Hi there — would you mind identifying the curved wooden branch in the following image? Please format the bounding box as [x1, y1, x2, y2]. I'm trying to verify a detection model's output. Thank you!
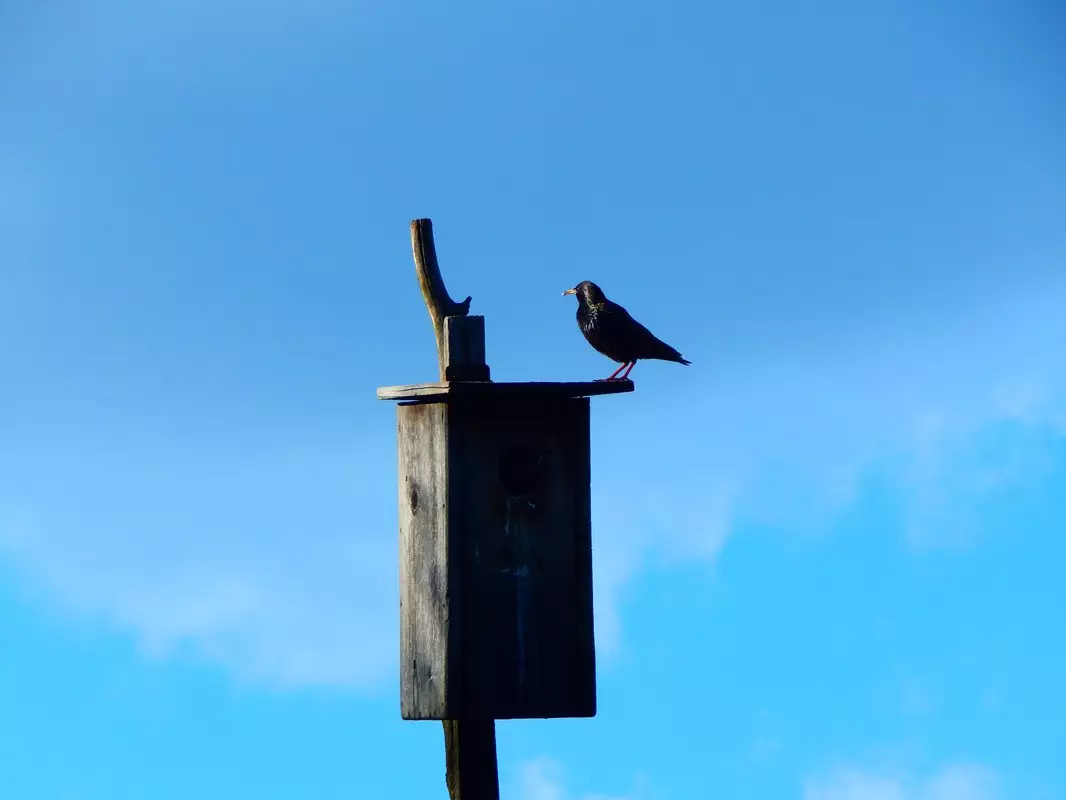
[411, 218, 472, 380]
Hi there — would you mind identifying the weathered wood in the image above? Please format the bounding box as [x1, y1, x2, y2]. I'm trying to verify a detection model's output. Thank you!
[408, 217, 500, 800]
[411, 218, 472, 381]
[444, 719, 499, 800]
[397, 396, 597, 720]
[377, 380, 634, 402]
[444, 315, 491, 382]
[398, 402, 459, 719]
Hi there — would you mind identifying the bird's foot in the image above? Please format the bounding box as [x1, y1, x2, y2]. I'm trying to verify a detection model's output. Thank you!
[597, 362, 633, 382]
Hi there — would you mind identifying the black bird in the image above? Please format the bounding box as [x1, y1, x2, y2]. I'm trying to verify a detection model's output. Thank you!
[563, 280, 690, 381]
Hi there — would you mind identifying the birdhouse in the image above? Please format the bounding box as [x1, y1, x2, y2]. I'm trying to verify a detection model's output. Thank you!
[379, 319, 632, 720]
[377, 221, 633, 725]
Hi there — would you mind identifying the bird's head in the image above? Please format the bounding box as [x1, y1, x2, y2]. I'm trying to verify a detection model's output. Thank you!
[562, 280, 607, 306]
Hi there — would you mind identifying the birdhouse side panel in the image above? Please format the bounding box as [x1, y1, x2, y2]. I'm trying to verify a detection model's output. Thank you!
[449, 397, 596, 719]
[398, 402, 460, 720]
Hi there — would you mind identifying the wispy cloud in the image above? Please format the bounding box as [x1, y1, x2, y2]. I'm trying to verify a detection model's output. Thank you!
[0, 441, 397, 689]
[590, 480, 733, 657]
[514, 757, 646, 800]
[583, 275, 1066, 654]
[804, 762, 1001, 800]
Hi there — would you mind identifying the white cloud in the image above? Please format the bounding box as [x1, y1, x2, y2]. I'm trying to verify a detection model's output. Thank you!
[515, 757, 643, 800]
[0, 442, 397, 690]
[649, 276, 1064, 535]
[591, 480, 733, 657]
[804, 763, 1001, 800]
[579, 275, 1066, 655]
[518, 759, 568, 800]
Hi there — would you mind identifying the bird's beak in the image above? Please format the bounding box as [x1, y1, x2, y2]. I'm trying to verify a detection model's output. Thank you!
[562, 287, 577, 296]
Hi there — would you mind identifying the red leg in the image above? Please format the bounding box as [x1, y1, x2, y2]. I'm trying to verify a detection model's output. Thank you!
[595, 362, 630, 382]
[619, 361, 636, 380]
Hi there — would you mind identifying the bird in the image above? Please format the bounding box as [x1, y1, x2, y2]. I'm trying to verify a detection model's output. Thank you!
[562, 280, 690, 381]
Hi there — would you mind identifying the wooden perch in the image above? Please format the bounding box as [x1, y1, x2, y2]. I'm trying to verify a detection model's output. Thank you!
[410, 218, 477, 382]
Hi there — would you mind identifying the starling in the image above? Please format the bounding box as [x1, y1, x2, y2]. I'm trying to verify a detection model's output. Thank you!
[563, 280, 691, 381]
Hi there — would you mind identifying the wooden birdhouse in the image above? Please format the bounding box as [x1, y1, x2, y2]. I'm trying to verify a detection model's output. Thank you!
[380, 361, 636, 720]
[376, 219, 632, 798]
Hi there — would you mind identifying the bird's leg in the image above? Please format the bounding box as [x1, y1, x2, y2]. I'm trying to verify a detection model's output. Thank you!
[619, 361, 637, 380]
[595, 362, 630, 382]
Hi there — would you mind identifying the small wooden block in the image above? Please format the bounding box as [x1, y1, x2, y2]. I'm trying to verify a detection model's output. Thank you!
[443, 316, 490, 382]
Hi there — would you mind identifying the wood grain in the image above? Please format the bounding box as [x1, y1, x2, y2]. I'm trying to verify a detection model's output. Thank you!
[398, 402, 459, 719]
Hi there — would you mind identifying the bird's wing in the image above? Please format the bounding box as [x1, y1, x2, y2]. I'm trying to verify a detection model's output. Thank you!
[600, 301, 644, 338]
[601, 302, 656, 349]
[604, 301, 687, 362]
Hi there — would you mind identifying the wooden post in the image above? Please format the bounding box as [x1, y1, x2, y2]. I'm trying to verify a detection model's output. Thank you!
[381, 218, 632, 800]
[444, 719, 499, 800]
[410, 218, 499, 800]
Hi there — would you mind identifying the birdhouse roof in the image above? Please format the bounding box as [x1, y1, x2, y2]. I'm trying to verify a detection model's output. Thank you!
[376, 380, 634, 403]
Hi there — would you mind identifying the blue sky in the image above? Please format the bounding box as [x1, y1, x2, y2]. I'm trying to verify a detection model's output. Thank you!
[2, 1, 1065, 798]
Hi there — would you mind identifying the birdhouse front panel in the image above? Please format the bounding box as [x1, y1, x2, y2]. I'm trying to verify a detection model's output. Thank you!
[396, 393, 597, 720]
[450, 396, 596, 720]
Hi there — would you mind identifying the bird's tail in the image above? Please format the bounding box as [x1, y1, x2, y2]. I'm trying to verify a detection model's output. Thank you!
[657, 341, 690, 365]
[645, 335, 690, 365]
